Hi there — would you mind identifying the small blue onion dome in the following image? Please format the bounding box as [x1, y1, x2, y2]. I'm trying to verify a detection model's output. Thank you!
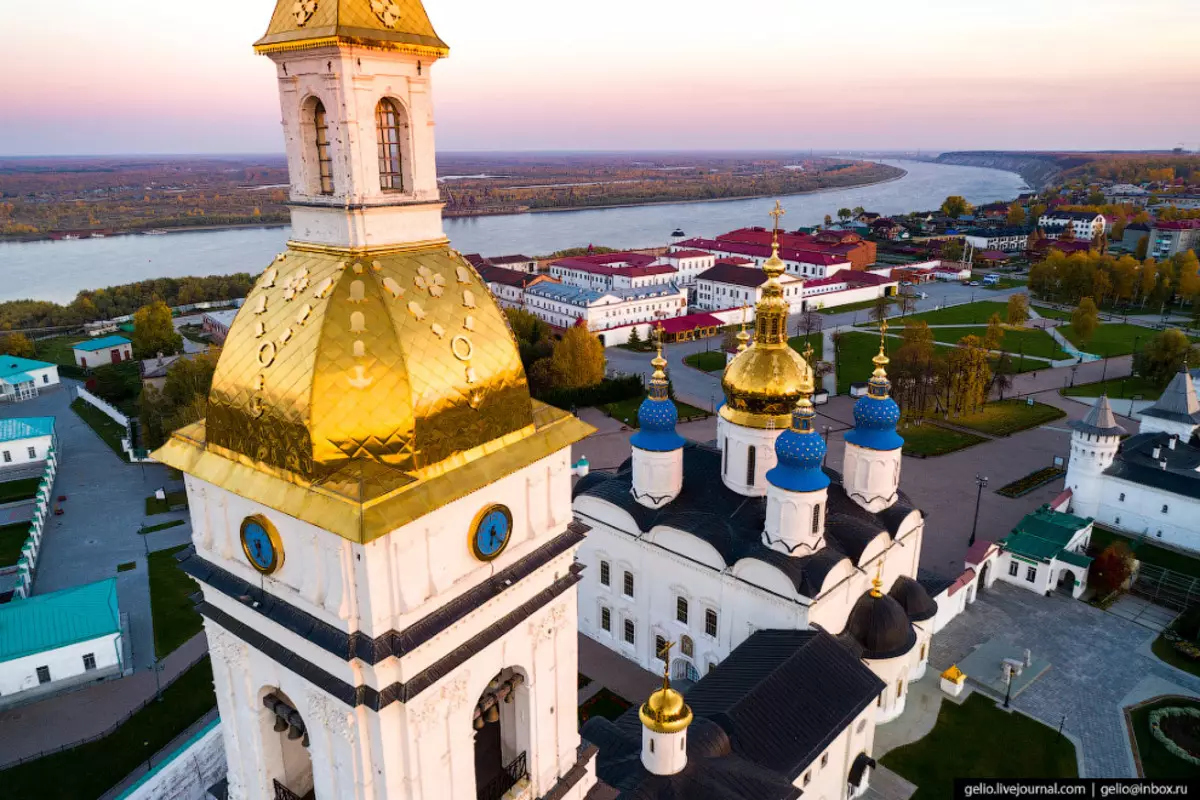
[767, 426, 830, 492]
[845, 328, 904, 452]
[631, 397, 686, 451]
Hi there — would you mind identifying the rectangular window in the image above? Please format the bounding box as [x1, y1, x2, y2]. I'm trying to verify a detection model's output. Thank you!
[2, 451, 9, 463]
[705, 609, 718, 638]
[599, 560, 610, 587]
[36, 666, 51, 684]
[624, 619, 635, 645]
[600, 607, 611, 632]
[82, 653, 96, 671]
[655, 635, 667, 660]
[27, 447, 36, 459]
[1008, 561, 1018, 577]
[1026, 566, 1037, 583]
[623, 571, 634, 598]
[676, 596, 688, 624]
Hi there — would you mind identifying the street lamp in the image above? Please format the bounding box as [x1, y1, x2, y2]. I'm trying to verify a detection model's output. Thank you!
[968, 474, 988, 547]
[1003, 663, 1014, 709]
[822, 426, 832, 466]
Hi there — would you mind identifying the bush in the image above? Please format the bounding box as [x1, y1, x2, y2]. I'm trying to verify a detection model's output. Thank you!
[1092, 542, 1134, 596]
[537, 374, 643, 410]
[1175, 608, 1200, 642]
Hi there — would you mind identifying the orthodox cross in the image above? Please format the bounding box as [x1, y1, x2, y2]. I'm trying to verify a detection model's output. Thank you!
[769, 200, 786, 245]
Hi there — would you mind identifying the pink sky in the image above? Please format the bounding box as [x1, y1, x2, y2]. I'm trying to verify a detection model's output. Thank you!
[3, 0, 1198, 155]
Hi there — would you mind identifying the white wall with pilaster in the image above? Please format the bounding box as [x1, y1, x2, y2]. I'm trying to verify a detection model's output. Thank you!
[717, 416, 780, 497]
[842, 443, 901, 512]
[631, 446, 683, 508]
[764, 485, 828, 557]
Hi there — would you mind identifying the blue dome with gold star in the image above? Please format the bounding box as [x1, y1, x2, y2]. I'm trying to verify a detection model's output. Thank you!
[846, 394, 903, 451]
[767, 427, 830, 492]
[631, 397, 686, 452]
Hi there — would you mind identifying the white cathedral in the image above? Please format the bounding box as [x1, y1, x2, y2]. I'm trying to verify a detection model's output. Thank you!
[146, 2, 971, 799]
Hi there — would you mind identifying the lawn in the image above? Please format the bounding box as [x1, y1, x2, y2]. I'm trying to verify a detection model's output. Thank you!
[140, 519, 186, 535]
[925, 326, 1069, 361]
[683, 351, 727, 372]
[1031, 305, 1075, 322]
[787, 335, 825, 363]
[33, 334, 85, 367]
[882, 692, 1078, 799]
[899, 424, 987, 457]
[145, 491, 188, 516]
[0, 477, 42, 504]
[71, 398, 129, 461]
[1059, 323, 1159, 357]
[601, 395, 710, 427]
[578, 688, 632, 726]
[0, 522, 30, 567]
[861, 300, 1012, 327]
[1127, 697, 1200, 779]
[0, 658, 216, 800]
[943, 400, 1065, 437]
[1089, 526, 1200, 580]
[1062, 375, 1164, 401]
[815, 297, 880, 316]
[1150, 636, 1200, 679]
[832, 333, 956, 394]
[148, 543, 203, 658]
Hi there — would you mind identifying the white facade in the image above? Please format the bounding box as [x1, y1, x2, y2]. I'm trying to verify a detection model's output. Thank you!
[716, 415, 780, 496]
[963, 229, 1030, 252]
[842, 442, 902, 513]
[0, 633, 122, 703]
[660, 251, 716, 285]
[0, 432, 53, 468]
[1037, 212, 1105, 241]
[694, 272, 805, 313]
[72, 340, 133, 368]
[549, 263, 678, 292]
[631, 446, 684, 509]
[0, 361, 60, 403]
[524, 284, 687, 332]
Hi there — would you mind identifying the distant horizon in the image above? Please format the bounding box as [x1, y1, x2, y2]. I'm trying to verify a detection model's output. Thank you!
[4, 0, 1198, 156]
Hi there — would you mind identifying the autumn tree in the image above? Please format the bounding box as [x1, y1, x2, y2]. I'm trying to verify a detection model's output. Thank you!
[1134, 328, 1198, 388]
[139, 351, 219, 447]
[796, 310, 823, 339]
[984, 313, 1005, 351]
[550, 325, 605, 390]
[1092, 269, 1113, 309]
[1071, 297, 1100, 344]
[852, 206, 865, 218]
[991, 353, 1015, 401]
[949, 335, 992, 414]
[869, 294, 892, 324]
[823, 214, 833, 227]
[941, 239, 964, 262]
[131, 300, 183, 359]
[894, 292, 918, 317]
[1006, 293, 1030, 325]
[1091, 542, 1134, 596]
[1139, 259, 1158, 305]
[941, 195, 970, 219]
[1135, 235, 1149, 260]
[1174, 250, 1200, 304]
[0, 332, 35, 359]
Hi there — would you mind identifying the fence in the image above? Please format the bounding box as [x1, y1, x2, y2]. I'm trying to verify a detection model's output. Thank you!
[74, 387, 154, 463]
[1130, 562, 1200, 612]
[11, 451, 59, 601]
[0, 650, 212, 770]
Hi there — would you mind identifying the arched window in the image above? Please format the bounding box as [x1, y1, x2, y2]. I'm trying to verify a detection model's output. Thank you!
[680, 635, 694, 658]
[746, 446, 756, 487]
[314, 100, 333, 195]
[811, 503, 821, 534]
[376, 99, 405, 191]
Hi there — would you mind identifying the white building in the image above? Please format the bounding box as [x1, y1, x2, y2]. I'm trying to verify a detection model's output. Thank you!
[477, 266, 559, 311]
[0, 578, 125, 709]
[659, 249, 716, 286]
[488, 254, 539, 274]
[202, 309, 240, 344]
[962, 227, 1030, 253]
[549, 254, 679, 292]
[0, 417, 55, 471]
[524, 282, 687, 333]
[673, 237, 853, 280]
[1148, 220, 1200, 259]
[0, 356, 60, 403]
[993, 507, 1092, 599]
[71, 335, 134, 368]
[694, 260, 805, 312]
[1065, 383, 1200, 553]
[1037, 211, 1105, 241]
[1103, 184, 1150, 206]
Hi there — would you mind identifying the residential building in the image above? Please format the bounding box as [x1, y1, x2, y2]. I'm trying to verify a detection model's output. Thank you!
[694, 260, 804, 312]
[1148, 219, 1200, 259]
[869, 217, 907, 240]
[524, 282, 686, 335]
[1037, 211, 1105, 241]
[962, 227, 1030, 253]
[549, 252, 678, 291]
[486, 254, 538, 274]
[1102, 184, 1150, 206]
[202, 310, 239, 344]
[1152, 195, 1200, 211]
[0, 417, 55, 472]
[71, 335, 133, 368]
[673, 236, 852, 280]
[478, 266, 558, 311]
[659, 249, 716, 285]
[0, 578, 125, 709]
[0, 356, 60, 403]
[977, 202, 1010, 219]
[711, 226, 877, 271]
[140, 353, 189, 391]
[994, 507, 1092, 599]
[1121, 222, 1151, 251]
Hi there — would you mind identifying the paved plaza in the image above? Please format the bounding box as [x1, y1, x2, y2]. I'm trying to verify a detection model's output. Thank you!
[929, 582, 1200, 777]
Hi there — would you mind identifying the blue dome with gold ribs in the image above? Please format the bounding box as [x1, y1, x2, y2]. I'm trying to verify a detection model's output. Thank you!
[630, 334, 686, 452]
[845, 325, 904, 452]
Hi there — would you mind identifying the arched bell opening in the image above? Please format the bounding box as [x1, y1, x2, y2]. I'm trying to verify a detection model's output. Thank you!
[472, 667, 531, 800]
[259, 688, 314, 800]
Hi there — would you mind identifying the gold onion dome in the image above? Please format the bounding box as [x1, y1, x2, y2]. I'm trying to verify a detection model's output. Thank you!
[721, 202, 812, 429]
[640, 644, 693, 734]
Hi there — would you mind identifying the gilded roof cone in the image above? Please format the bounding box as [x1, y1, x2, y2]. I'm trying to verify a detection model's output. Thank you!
[639, 641, 693, 734]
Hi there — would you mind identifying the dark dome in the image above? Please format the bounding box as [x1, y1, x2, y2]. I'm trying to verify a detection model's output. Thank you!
[888, 575, 938, 622]
[843, 589, 916, 660]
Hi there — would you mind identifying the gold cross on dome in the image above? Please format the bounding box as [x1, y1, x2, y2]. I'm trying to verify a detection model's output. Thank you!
[768, 200, 786, 233]
[657, 639, 675, 661]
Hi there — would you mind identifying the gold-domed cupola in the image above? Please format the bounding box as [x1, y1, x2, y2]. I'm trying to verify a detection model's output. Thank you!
[720, 201, 812, 429]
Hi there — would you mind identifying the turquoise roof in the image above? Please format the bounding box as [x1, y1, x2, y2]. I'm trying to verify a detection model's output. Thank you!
[1001, 506, 1092, 563]
[0, 578, 121, 663]
[0, 356, 55, 382]
[1056, 550, 1093, 569]
[72, 335, 131, 352]
[0, 417, 55, 444]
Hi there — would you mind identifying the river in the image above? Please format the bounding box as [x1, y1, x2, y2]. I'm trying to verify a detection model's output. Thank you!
[0, 159, 1026, 304]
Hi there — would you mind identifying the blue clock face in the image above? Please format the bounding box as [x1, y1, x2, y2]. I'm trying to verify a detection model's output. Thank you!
[241, 517, 281, 574]
[472, 506, 512, 561]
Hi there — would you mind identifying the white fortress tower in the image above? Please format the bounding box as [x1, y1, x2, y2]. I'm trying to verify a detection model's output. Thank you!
[843, 328, 904, 513]
[154, 3, 598, 799]
[1064, 395, 1126, 519]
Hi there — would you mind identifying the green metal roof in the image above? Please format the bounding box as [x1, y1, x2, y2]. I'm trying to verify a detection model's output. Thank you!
[72, 335, 131, 352]
[0, 356, 55, 382]
[999, 531, 1064, 562]
[1056, 550, 1093, 569]
[0, 417, 55, 444]
[1000, 507, 1092, 563]
[0, 578, 121, 663]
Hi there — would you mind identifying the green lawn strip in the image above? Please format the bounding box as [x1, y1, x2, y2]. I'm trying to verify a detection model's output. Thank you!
[940, 400, 1065, 437]
[881, 693, 1077, 799]
[1150, 637, 1200, 680]
[1127, 697, 1200, 779]
[1059, 323, 1163, 357]
[815, 297, 880, 315]
[0, 521, 30, 566]
[0, 477, 42, 504]
[601, 395, 709, 428]
[70, 398, 130, 461]
[1031, 305, 1074, 322]
[0, 658, 216, 800]
[996, 467, 1067, 498]
[683, 351, 727, 372]
[1062, 375, 1164, 401]
[833, 333, 956, 394]
[860, 300, 1012, 327]
[145, 491, 188, 516]
[140, 519, 186, 535]
[1089, 526, 1200, 579]
[33, 334, 87, 367]
[923, 326, 1069, 361]
[148, 543, 203, 659]
[578, 687, 632, 726]
[786, 335, 825, 363]
[899, 424, 987, 457]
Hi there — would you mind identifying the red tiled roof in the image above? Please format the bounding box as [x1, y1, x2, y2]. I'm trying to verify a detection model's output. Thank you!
[1154, 219, 1200, 231]
[489, 254, 533, 264]
[947, 569, 976, 597]
[658, 312, 725, 334]
[479, 266, 555, 288]
[1050, 488, 1073, 511]
[552, 252, 659, 269]
[551, 258, 677, 278]
[979, 249, 1011, 260]
[965, 539, 998, 567]
[665, 249, 715, 259]
[677, 237, 846, 266]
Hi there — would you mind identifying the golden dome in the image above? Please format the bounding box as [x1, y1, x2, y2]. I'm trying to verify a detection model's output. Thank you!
[720, 205, 812, 429]
[639, 686, 693, 734]
[204, 244, 535, 481]
[254, 0, 449, 56]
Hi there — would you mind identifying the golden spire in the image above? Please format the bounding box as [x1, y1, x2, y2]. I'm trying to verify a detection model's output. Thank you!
[736, 305, 751, 353]
[649, 323, 669, 401]
[639, 640, 693, 734]
[868, 319, 891, 397]
[870, 560, 884, 597]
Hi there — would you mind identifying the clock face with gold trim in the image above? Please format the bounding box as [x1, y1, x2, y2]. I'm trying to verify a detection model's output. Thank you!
[470, 505, 512, 561]
[241, 515, 283, 574]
